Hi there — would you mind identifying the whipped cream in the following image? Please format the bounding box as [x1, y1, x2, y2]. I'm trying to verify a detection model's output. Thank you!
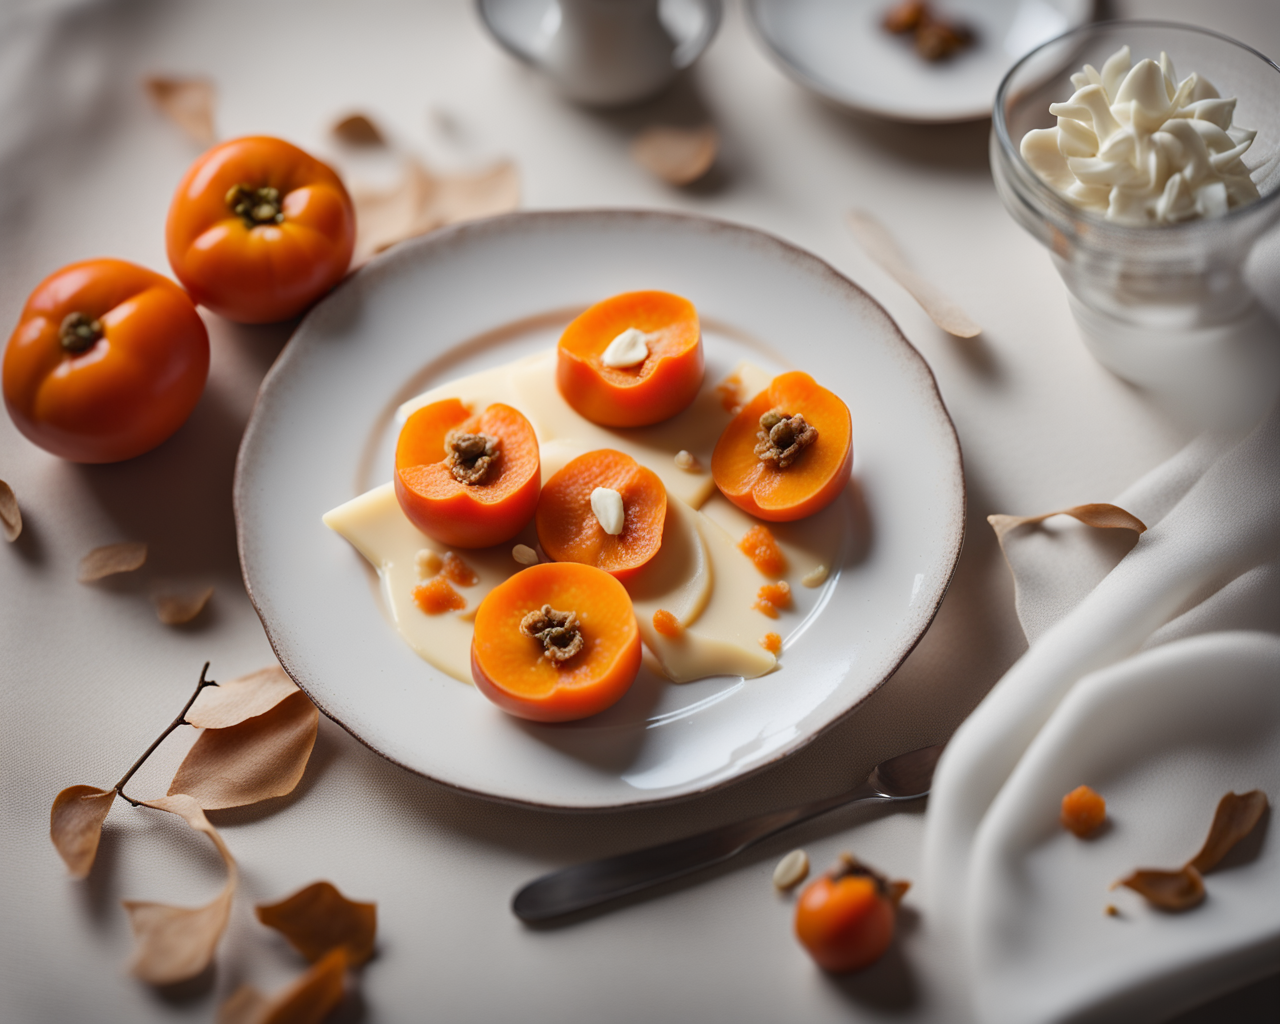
[1021, 47, 1259, 225]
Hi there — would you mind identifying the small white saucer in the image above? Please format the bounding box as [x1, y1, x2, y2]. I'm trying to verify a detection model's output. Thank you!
[747, 0, 1093, 123]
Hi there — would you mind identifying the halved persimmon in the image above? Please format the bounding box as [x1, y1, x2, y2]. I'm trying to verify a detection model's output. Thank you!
[395, 399, 540, 548]
[711, 371, 852, 522]
[470, 562, 642, 722]
[536, 449, 666, 581]
[556, 290, 704, 427]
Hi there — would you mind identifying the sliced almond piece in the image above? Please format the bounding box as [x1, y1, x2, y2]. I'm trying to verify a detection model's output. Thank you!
[154, 586, 214, 625]
[631, 125, 718, 185]
[773, 849, 809, 890]
[78, 542, 147, 583]
[0, 479, 20, 541]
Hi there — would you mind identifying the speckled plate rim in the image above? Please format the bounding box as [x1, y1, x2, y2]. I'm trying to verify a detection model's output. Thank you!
[233, 208, 965, 812]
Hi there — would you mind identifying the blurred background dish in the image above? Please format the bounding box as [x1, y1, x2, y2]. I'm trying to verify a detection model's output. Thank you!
[747, 0, 1093, 123]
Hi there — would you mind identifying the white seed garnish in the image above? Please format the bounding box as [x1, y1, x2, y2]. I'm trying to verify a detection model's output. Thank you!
[600, 327, 650, 368]
[773, 849, 809, 890]
[512, 543, 539, 566]
[674, 450, 700, 472]
[801, 564, 829, 588]
[590, 487, 626, 536]
[415, 549, 442, 579]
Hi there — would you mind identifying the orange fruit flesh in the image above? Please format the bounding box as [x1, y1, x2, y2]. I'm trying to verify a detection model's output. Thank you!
[536, 449, 667, 579]
[471, 562, 641, 722]
[1061, 785, 1107, 837]
[739, 524, 787, 576]
[712, 371, 852, 522]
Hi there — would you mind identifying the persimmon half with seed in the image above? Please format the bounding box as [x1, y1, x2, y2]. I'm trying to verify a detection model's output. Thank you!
[395, 399, 540, 548]
[470, 562, 641, 722]
[536, 449, 666, 581]
[712, 371, 852, 522]
[556, 290, 703, 427]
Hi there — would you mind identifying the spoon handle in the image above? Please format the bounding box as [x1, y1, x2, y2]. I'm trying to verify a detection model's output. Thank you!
[512, 781, 884, 923]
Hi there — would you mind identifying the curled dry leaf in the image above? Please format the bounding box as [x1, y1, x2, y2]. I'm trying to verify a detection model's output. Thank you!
[169, 690, 319, 810]
[218, 948, 348, 1024]
[50, 785, 116, 879]
[332, 112, 385, 146]
[631, 125, 718, 185]
[1188, 789, 1268, 873]
[154, 585, 214, 625]
[350, 156, 520, 265]
[846, 209, 981, 338]
[124, 794, 236, 984]
[988, 503, 1147, 543]
[256, 881, 377, 965]
[78, 541, 148, 583]
[0, 479, 21, 541]
[186, 664, 299, 729]
[1117, 866, 1205, 911]
[143, 76, 217, 146]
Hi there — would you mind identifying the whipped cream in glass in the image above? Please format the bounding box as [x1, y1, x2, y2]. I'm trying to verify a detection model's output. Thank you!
[1021, 46, 1260, 225]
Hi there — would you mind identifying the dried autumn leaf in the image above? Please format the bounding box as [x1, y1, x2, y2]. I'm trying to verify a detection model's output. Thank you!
[186, 665, 299, 729]
[351, 156, 520, 265]
[50, 785, 115, 879]
[256, 881, 377, 965]
[78, 541, 147, 582]
[219, 948, 348, 1024]
[332, 112, 385, 146]
[124, 794, 236, 984]
[143, 76, 217, 146]
[846, 209, 981, 338]
[988, 503, 1147, 542]
[1117, 866, 1205, 911]
[631, 125, 718, 185]
[0, 479, 21, 541]
[1188, 789, 1268, 874]
[154, 585, 214, 625]
[168, 690, 319, 809]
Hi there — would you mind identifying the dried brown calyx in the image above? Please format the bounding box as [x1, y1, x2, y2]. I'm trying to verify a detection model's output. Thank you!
[226, 183, 284, 227]
[755, 408, 818, 468]
[831, 854, 911, 906]
[520, 605, 584, 663]
[59, 312, 103, 354]
[1116, 790, 1268, 912]
[445, 430, 500, 484]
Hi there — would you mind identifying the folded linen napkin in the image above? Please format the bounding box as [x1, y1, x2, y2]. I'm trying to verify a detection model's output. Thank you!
[921, 399, 1280, 1023]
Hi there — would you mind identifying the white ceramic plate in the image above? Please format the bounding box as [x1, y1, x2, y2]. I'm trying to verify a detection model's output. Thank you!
[235, 210, 964, 810]
[747, 0, 1093, 123]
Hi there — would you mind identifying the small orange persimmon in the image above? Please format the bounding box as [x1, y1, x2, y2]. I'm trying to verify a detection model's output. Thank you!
[395, 400, 540, 549]
[556, 291, 703, 427]
[470, 562, 642, 722]
[535, 449, 666, 581]
[795, 857, 907, 973]
[1061, 785, 1107, 837]
[712, 372, 852, 522]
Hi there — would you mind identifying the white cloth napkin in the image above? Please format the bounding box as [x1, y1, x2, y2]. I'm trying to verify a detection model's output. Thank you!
[920, 394, 1280, 1023]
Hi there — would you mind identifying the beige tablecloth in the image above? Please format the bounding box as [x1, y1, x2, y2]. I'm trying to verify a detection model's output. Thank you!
[1, 1, 1277, 1021]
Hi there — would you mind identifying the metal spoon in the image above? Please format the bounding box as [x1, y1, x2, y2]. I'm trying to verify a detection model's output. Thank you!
[512, 742, 945, 923]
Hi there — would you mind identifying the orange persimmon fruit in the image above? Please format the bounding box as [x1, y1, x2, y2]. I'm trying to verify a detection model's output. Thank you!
[556, 290, 703, 427]
[395, 399, 540, 549]
[536, 449, 666, 581]
[712, 371, 852, 522]
[795, 858, 906, 973]
[471, 562, 642, 722]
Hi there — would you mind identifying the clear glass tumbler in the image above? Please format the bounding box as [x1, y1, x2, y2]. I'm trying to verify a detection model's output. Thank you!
[992, 21, 1280, 426]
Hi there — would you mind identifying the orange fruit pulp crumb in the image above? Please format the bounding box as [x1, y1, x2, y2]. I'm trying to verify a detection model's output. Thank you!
[1061, 784, 1106, 837]
[754, 581, 792, 618]
[760, 632, 782, 654]
[739, 524, 787, 576]
[716, 373, 746, 413]
[413, 575, 466, 614]
[653, 608, 682, 637]
[440, 551, 479, 586]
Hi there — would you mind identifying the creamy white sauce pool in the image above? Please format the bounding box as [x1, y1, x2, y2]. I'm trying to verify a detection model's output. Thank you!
[324, 349, 841, 687]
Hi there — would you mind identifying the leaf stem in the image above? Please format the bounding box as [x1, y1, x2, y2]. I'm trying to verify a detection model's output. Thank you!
[114, 662, 217, 806]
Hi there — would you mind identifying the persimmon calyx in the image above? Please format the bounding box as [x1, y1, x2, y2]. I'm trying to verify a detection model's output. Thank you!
[225, 183, 285, 227]
[519, 604, 584, 663]
[445, 429, 500, 485]
[755, 408, 818, 468]
[59, 312, 103, 354]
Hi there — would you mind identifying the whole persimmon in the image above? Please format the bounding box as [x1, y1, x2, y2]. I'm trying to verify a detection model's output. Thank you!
[794, 856, 908, 973]
[3, 259, 209, 463]
[166, 136, 355, 323]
